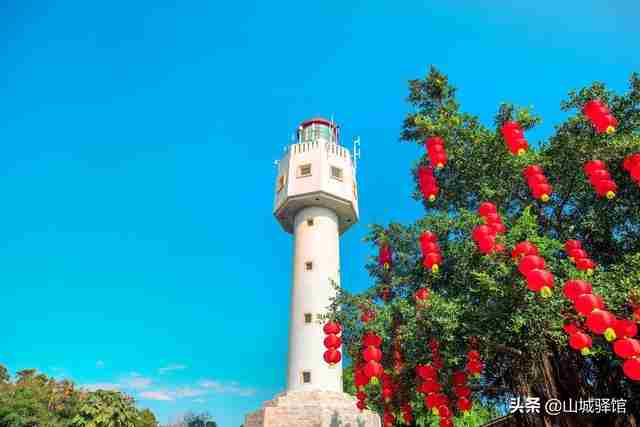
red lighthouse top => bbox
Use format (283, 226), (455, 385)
(297, 117), (339, 144)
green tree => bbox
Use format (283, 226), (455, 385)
(331, 67), (640, 427)
(136, 409), (158, 427)
(71, 390), (139, 427)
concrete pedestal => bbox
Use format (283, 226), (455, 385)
(244, 390), (381, 427)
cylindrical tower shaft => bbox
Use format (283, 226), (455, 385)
(287, 206), (342, 392)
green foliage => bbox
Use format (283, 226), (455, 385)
(0, 365), (159, 427)
(334, 67), (640, 423)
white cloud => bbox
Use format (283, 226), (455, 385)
(96, 360), (105, 368)
(198, 379), (256, 397)
(158, 364), (187, 375)
(139, 391), (174, 401)
(174, 387), (206, 398)
(83, 382), (121, 392)
(121, 373), (152, 390)
(192, 398), (206, 403)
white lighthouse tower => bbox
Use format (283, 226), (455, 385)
(244, 118), (379, 427)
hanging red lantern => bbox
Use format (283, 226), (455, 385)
(584, 160), (617, 199)
(362, 346), (382, 362)
(564, 240), (582, 252)
(323, 321), (342, 335)
(525, 268), (554, 297)
(575, 258), (596, 274)
(622, 358), (640, 381)
(324, 334), (341, 349)
(452, 371), (467, 387)
(426, 136), (448, 169)
(401, 405), (413, 424)
(523, 165), (553, 202)
(382, 411), (395, 427)
(613, 319), (638, 339)
(418, 165), (439, 202)
(417, 364), (438, 381)
(613, 338), (640, 359)
(569, 331), (593, 355)
(362, 331), (382, 347)
(477, 234), (496, 254)
(437, 405), (452, 418)
(423, 252), (443, 273)
(562, 280), (593, 301)
(439, 419), (454, 427)
(381, 386), (394, 402)
(623, 153), (640, 185)
(518, 255), (546, 276)
(415, 287), (430, 305)
(500, 121), (529, 155)
(478, 202), (497, 217)
(567, 248), (588, 262)
(323, 349), (342, 365)
(575, 294), (605, 315)
(453, 386), (471, 398)
(378, 244), (393, 269)
(583, 100), (618, 134)
(457, 397), (473, 412)
(363, 360), (383, 379)
(420, 380), (442, 394)
(585, 310), (617, 340)
(420, 231), (442, 272)
(471, 225), (494, 242)
(512, 241), (539, 260)
(563, 322), (581, 335)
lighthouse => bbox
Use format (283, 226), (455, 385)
(244, 118), (379, 427)
(273, 117), (358, 393)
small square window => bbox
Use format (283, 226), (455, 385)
(307, 218), (314, 226)
(305, 261), (313, 271)
(299, 164), (312, 177)
(331, 166), (343, 181)
(301, 371), (311, 384)
(304, 313), (312, 324)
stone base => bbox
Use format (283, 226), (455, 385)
(244, 390), (381, 427)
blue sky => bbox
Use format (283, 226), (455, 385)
(1, 1), (638, 425)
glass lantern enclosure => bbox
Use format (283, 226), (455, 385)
(298, 119), (338, 144)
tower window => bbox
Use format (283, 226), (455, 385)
(298, 164), (312, 177)
(307, 218), (314, 226)
(330, 166), (343, 181)
(304, 313), (312, 324)
(301, 371), (312, 384)
(305, 261), (313, 271)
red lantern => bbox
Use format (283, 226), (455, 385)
(563, 322), (580, 335)
(518, 255), (546, 276)
(420, 380), (442, 394)
(379, 244), (392, 269)
(575, 258), (596, 273)
(584, 160), (617, 199)
(525, 269), (554, 296)
(363, 360), (383, 379)
(362, 331), (382, 347)
(426, 136), (448, 169)
(362, 346), (382, 362)
(452, 371), (467, 386)
(401, 405), (413, 424)
(501, 121), (528, 155)
(524, 165), (553, 202)
(324, 334), (341, 349)
(454, 386), (471, 398)
(439, 419), (454, 427)
(575, 294), (605, 315)
(438, 405), (452, 418)
(623, 153), (640, 185)
(471, 225), (494, 242)
(423, 252), (443, 272)
(585, 310), (617, 339)
(564, 240), (582, 252)
(417, 364), (438, 381)
(457, 397), (473, 412)
(356, 400), (366, 411)
(622, 358), (640, 381)
(356, 391), (367, 401)
(323, 321), (342, 335)
(418, 165), (439, 202)
(562, 280), (592, 301)
(477, 235), (496, 254)
(569, 332), (593, 355)
(512, 241), (539, 260)
(613, 338), (640, 359)
(323, 349), (342, 365)
(613, 319), (638, 339)
(415, 287), (430, 304)
(583, 100), (618, 134)
(478, 202), (497, 217)
(381, 387), (393, 402)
